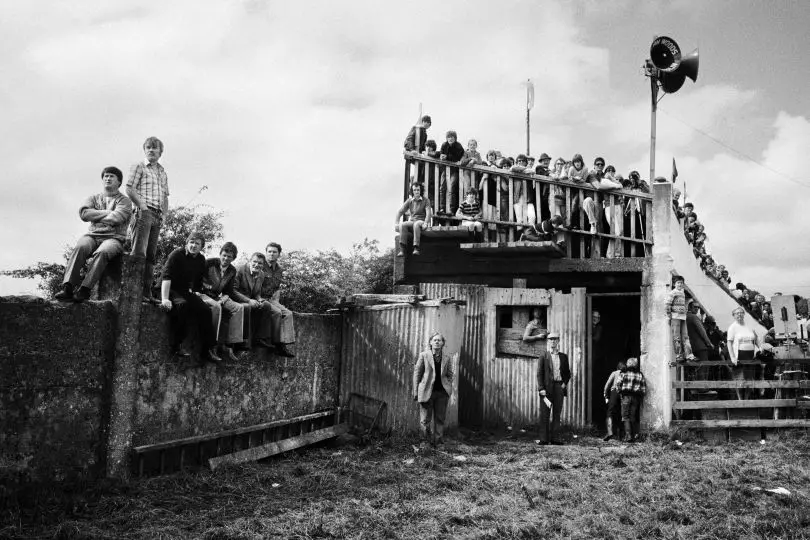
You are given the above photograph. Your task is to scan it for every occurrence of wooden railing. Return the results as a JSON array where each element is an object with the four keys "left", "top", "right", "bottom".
[
  {"left": 403, "top": 153, "right": 653, "bottom": 259},
  {"left": 671, "top": 358, "right": 810, "bottom": 436}
]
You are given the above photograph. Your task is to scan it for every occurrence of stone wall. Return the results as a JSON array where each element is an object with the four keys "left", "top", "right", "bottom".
[
  {"left": 133, "top": 310, "right": 341, "bottom": 445},
  {"left": 0, "top": 299, "right": 116, "bottom": 482},
  {"left": 0, "top": 296, "right": 341, "bottom": 483}
]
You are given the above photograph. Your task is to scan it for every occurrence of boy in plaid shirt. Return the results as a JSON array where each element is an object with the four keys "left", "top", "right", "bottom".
[{"left": 618, "top": 356, "right": 646, "bottom": 442}]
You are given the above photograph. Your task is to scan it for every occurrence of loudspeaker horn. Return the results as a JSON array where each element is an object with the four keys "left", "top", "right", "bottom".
[
  {"left": 678, "top": 48, "right": 699, "bottom": 82},
  {"left": 658, "top": 72, "right": 686, "bottom": 94},
  {"left": 650, "top": 36, "right": 682, "bottom": 72}
]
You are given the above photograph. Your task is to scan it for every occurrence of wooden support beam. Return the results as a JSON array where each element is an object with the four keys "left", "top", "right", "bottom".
[
  {"left": 351, "top": 293, "right": 426, "bottom": 305},
  {"left": 208, "top": 424, "right": 349, "bottom": 471},
  {"left": 133, "top": 410, "right": 335, "bottom": 454},
  {"left": 673, "top": 381, "right": 810, "bottom": 389},
  {"left": 673, "top": 399, "right": 797, "bottom": 410},
  {"left": 672, "top": 419, "right": 810, "bottom": 429},
  {"left": 460, "top": 241, "right": 565, "bottom": 257}
]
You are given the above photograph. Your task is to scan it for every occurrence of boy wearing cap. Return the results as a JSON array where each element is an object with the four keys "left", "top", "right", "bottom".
[
  {"left": 536, "top": 332, "right": 571, "bottom": 445},
  {"left": 55, "top": 167, "right": 133, "bottom": 303}
]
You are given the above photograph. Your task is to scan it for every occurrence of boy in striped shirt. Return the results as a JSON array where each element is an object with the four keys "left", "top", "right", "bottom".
[{"left": 456, "top": 188, "right": 483, "bottom": 235}]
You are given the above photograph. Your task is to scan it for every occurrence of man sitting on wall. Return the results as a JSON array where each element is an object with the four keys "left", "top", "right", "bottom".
[
  {"left": 159, "top": 232, "right": 221, "bottom": 363},
  {"left": 201, "top": 241, "right": 251, "bottom": 361},
  {"left": 55, "top": 166, "right": 133, "bottom": 303},
  {"left": 234, "top": 252, "right": 277, "bottom": 350},
  {"left": 261, "top": 242, "right": 296, "bottom": 357}
]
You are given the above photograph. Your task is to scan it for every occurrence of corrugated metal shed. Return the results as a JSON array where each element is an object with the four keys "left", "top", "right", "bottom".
[
  {"left": 420, "top": 284, "right": 588, "bottom": 429},
  {"left": 340, "top": 301, "right": 465, "bottom": 434}
]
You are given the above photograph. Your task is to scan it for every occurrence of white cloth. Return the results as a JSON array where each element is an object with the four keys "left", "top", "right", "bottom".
[{"left": 726, "top": 321, "right": 758, "bottom": 362}]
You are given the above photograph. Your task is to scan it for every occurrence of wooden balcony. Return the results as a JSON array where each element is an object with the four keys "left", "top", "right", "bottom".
[
  {"left": 396, "top": 154, "right": 654, "bottom": 288},
  {"left": 401, "top": 153, "right": 654, "bottom": 260}
]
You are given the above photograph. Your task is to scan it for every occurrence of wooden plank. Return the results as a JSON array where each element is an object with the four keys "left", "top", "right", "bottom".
[
  {"left": 134, "top": 410, "right": 336, "bottom": 453},
  {"left": 674, "top": 399, "right": 797, "bottom": 410},
  {"left": 351, "top": 293, "right": 425, "bottom": 305},
  {"left": 672, "top": 419, "right": 810, "bottom": 429},
  {"left": 403, "top": 154, "right": 653, "bottom": 201},
  {"left": 459, "top": 241, "right": 564, "bottom": 257},
  {"left": 208, "top": 424, "right": 349, "bottom": 471},
  {"left": 676, "top": 360, "right": 762, "bottom": 367},
  {"left": 422, "top": 226, "right": 473, "bottom": 238},
  {"left": 496, "top": 327, "right": 545, "bottom": 357},
  {"left": 673, "top": 381, "right": 810, "bottom": 389}
]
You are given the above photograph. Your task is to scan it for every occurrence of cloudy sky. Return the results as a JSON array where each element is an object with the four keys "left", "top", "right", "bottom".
[{"left": 2, "top": 0, "right": 809, "bottom": 297}]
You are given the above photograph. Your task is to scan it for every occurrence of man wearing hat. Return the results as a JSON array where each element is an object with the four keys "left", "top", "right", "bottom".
[
  {"left": 535, "top": 153, "right": 552, "bottom": 176},
  {"left": 536, "top": 332, "right": 571, "bottom": 445}
]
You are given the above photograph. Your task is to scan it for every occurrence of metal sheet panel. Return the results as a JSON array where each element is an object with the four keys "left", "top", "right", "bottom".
[
  {"left": 340, "top": 302, "right": 465, "bottom": 434},
  {"left": 420, "top": 283, "right": 488, "bottom": 427}
]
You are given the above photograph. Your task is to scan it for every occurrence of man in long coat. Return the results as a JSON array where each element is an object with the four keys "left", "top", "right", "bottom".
[{"left": 536, "top": 332, "right": 571, "bottom": 445}]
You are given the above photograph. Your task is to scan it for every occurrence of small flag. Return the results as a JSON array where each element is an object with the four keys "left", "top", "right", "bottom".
[
  {"left": 524, "top": 79, "right": 535, "bottom": 110},
  {"left": 672, "top": 158, "right": 678, "bottom": 183}
]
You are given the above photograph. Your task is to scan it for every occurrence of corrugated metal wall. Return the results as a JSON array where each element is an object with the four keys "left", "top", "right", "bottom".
[
  {"left": 419, "top": 284, "right": 587, "bottom": 429},
  {"left": 340, "top": 302, "right": 465, "bottom": 434}
]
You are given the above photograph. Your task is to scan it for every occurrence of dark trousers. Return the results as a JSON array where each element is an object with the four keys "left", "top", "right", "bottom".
[
  {"left": 439, "top": 167, "right": 459, "bottom": 215},
  {"left": 539, "top": 381, "right": 565, "bottom": 443},
  {"left": 169, "top": 292, "right": 215, "bottom": 352},
  {"left": 419, "top": 389, "right": 449, "bottom": 443}
]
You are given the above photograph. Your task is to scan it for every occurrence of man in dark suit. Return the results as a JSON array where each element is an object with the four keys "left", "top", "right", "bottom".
[
  {"left": 233, "top": 252, "right": 276, "bottom": 349},
  {"left": 201, "top": 242, "right": 251, "bottom": 360},
  {"left": 536, "top": 332, "right": 571, "bottom": 445}
]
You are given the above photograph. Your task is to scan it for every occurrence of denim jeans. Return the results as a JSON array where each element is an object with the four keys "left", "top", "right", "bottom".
[{"left": 130, "top": 208, "right": 162, "bottom": 297}]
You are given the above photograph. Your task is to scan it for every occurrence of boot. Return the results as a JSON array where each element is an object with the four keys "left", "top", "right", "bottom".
[
  {"left": 54, "top": 283, "right": 74, "bottom": 302},
  {"left": 623, "top": 421, "right": 633, "bottom": 443},
  {"left": 603, "top": 418, "right": 614, "bottom": 441},
  {"left": 631, "top": 422, "right": 640, "bottom": 442},
  {"left": 73, "top": 286, "right": 91, "bottom": 303}
]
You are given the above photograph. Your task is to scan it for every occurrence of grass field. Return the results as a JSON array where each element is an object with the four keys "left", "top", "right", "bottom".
[{"left": 2, "top": 430, "right": 809, "bottom": 539}]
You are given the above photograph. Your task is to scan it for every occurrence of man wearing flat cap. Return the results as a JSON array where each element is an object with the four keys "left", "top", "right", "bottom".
[{"left": 536, "top": 332, "right": 571, "bottom": 445}]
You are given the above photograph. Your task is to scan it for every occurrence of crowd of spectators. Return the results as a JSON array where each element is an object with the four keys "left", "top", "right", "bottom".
[
  {"left": 402, "top": 115, "right": 653, "bottom": 254},
  {"left": 674, "top": 194, "right": 774, "bottom": 330}
]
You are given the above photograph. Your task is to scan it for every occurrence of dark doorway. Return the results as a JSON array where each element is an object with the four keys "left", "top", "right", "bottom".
[{"left": 590, "top": 295, "right": 641, "bottom": 427}]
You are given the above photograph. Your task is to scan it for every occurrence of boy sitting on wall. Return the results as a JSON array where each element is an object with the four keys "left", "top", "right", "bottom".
[{"left": 456, "top": 188, "right": 483, "bottom": 237}]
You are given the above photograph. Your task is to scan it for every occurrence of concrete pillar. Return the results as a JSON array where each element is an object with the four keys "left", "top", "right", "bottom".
[
  {"left": 106, "top": 255, "right": 146, "bottom": 479},
  {"left": 640, "top": 182, "right": 675, "bottom": 430}
]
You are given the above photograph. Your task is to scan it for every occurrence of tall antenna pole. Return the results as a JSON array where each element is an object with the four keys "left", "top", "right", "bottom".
[
  {"left": 526, "top": 82, "right": 531, "bottom": 155},
  {"left": 649, "top": 74, "right": 658, "bottom": 183}
]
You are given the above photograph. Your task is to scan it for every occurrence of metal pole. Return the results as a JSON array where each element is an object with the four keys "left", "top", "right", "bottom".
[
  {"left": 649, "top": 75, "right": 658, "bottom": 183},
  {"left": 526, "top": 107, "right": 530, "bottom": 156}
]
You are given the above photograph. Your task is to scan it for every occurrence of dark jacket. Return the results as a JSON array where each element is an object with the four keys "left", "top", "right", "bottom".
[
  {"left": 161, "top": 247, "right": 205, "bottom": 296},
  {"left": 261, "top": 261, "right": 284, "bottom": 299},
  {"left": 686, "top": 312, "right": 712, "bottom": 352},
  {"left": 233, "top": 264, "right": 265, "bottom": 301},
  {"left": 536, "top": 351, "right": 571, "bottom": 393},
  {"left": 439, "top": 141, "right": 465, "bottom": 163},
  {"left": 202, "top": 258, "right": 249, "bottom": 303},
  {"left": 404, "top": 125, "right": 428, "bottom": 152}
]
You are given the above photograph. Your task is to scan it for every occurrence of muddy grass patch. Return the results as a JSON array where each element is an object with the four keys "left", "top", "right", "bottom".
[{"left": 2, "top": 434, "right": 809, "bottom": 539}]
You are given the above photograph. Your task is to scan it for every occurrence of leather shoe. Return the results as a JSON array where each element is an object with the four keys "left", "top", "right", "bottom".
[
  {"left": 55, "top": 284, "right": 74, "bottom": 301},
  {"left": 73, "top": 286, "right": 91, "bottom": 303},
  {"left": 207, "top": 347, "right": 223, "bottom": 363},
  {"left": 222, "top": 346, "right": 240, "bottom": 362},
  {"left": 275, "top": 344, "right": 296, "bottom": 358},
  {"left": 173, "top": 346, "right": 191, "bottom": 358}
]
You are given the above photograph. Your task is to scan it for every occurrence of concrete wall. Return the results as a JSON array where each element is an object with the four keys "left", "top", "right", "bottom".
[
  {"left": 133, "top": 310, "right": 341, "bottom": 445},
  {"left": 0, "top": 295, "right": 341, "bottom": 482},
  {"left": 0, "top": 299, "right": 115, "bottom": 482}
]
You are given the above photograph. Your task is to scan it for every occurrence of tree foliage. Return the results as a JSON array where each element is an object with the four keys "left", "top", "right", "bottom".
[
  {"left": 2, "top": 205, "right": 224, "bottom": 298},
  {"left": 146, "top": 205, "right": 225, "bottom": 286},
  {"left": 3, "top": 204, "right": 392, "bottom": 309},
  {"left": 279, "top": 239, "right": 394, "bottom": 313}
]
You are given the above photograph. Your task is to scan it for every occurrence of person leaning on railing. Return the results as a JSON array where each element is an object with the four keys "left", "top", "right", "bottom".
[
  {"left": 438, "top": 130, "right": 465, "bottom": 216},
  {"left": 566, "top": 154, "right": 589, "bottom": 229},
  {"left": 510, "top": 154, "right": 537, "bottom": 227},
  {"left": 396, "top": 182, "right": 433, "bottom": 257}
]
